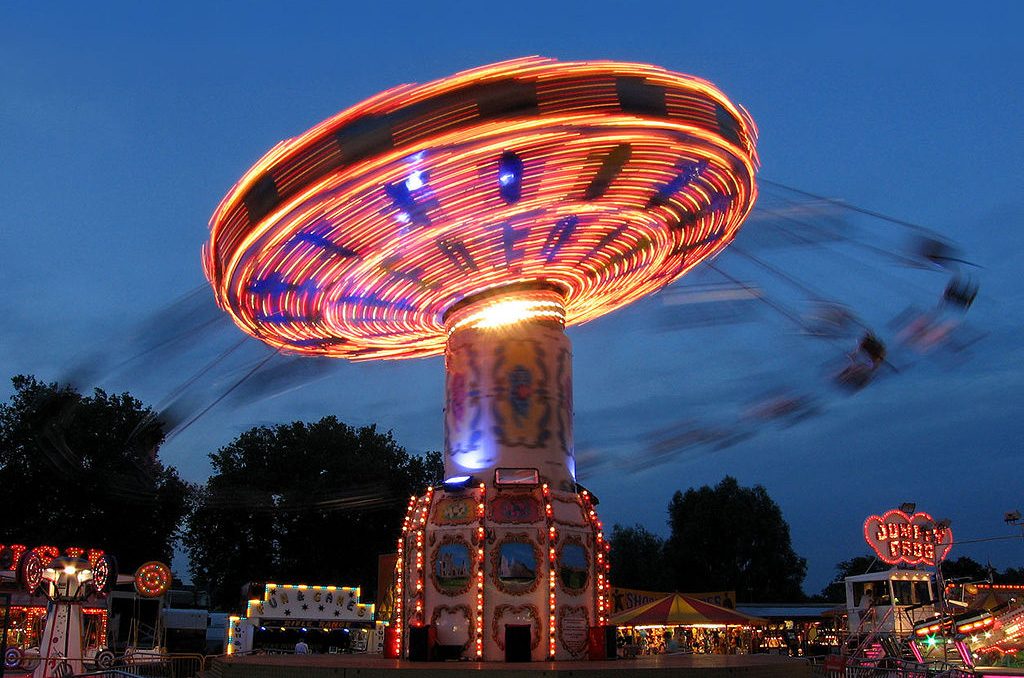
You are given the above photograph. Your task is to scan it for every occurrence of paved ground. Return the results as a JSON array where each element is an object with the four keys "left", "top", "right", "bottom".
[{"left": 210, "top": 652, "right": 813, "bottom": 678}]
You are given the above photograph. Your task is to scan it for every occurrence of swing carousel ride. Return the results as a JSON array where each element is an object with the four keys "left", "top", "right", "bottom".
[
  {"left": 34, "top": 57, "right": 983, "bottom": 662},
  {"left": 195, "top": 57, "right": 978, "bottom": 660}
]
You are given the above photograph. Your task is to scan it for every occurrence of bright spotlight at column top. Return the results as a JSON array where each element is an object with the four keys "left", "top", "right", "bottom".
[
  {"left": 466, "top": 298, "right": 562, "bottom": 330},
  {"left": 444, "top": 286, "right": 566, "bottom": 333},
  {"left": 204, "top": 56, "right": 759, "bottom": 360}
]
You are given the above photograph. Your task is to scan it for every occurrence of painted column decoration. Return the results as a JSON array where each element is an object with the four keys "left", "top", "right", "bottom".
[{"left": 443, "top": 288, "right": 575, "bottom": 491}]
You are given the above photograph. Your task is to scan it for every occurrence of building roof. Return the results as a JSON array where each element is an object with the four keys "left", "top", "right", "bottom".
[
  {"left": 611, "top": 593, "right": 766, "bottom": 627},
  {"left": 736, "top": 604, "right": 838, "bottom": 620}
]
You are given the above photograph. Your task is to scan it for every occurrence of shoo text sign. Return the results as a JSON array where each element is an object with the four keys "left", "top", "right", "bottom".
[{"left": 863, "top": 510, "right": 953, "bottom": 565}]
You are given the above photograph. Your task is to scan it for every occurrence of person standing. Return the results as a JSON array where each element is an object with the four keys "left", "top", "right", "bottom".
[{"left": 295, "top": 637, "right": 310, "bottom": 654}]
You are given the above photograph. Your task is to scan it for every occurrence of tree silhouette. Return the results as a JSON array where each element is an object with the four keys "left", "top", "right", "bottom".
[
  {"left": 609, "top": 524, "right": 669, "bottom": 591},
  {"left": 0, "top": 375, "right": 188, "bottom": 569},
  {"left": 183, "top": 417, "right": 442, "bottom": 609},
  {"left": 816, "top": 555, "right": 889, "bottom": 602},
  {"left": 942, "top": 555, "right": 994, "bottom": 583},
  {"left": 664, "top": 476, "right": 807, "bottom": 602}
]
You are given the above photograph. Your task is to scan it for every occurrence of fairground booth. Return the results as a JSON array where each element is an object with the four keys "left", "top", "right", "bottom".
[
  {"left": 735, "top": 604, "right": 842, "bottom": 656},
  {"left": 226, "top": 583, "right": 379, "bottom": 655},
  {"left": 610, "top": 592, "right": 766, "bottom": 656}
]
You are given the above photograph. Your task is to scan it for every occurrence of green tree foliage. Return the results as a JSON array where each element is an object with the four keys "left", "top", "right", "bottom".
[
  {"left": 664, "top": 476, "right": 807, "bottom": 602},
  {"left": 183, "top": 417, "right": 442, "bottom": 610},
  {"left": 816, "top": 555, "right": 890, "bottom": 602},
  {"left": 0, "top": 375, "right": 188, "bottom": 569},
  {"left": 609, "top": 524, "right": 669, "bottom": 591}
]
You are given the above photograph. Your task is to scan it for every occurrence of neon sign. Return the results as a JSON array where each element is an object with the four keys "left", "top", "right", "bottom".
[{"left": 863, "top": 510, "right": 953, "bottom": 565}]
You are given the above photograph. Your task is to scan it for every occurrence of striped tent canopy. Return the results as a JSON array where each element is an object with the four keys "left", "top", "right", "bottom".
[{"left": 610, "top": 593, "right": 767, "bottom": 627}]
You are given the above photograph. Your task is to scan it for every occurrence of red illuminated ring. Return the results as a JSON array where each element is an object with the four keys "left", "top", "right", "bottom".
[
  {"left": 19, "top": 548, "right": 50, "bottom": 593},
  {"left": 134, "top": 561, "right": 172, "bottom": 598},
  {"left": 91, "top": 554, "right": 112, "bottom": 592},
  {"left": 206, "top": 57, "right": 759, "bottom": 360}
]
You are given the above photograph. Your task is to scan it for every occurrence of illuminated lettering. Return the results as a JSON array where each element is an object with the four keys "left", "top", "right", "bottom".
[{"left": 865, "top": 510, "right": 954, "bottom": 566}]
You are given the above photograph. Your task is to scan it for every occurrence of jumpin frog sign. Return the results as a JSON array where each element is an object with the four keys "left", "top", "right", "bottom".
[{"left": 863, "top": 509, "right": 953, "bottom": 566}]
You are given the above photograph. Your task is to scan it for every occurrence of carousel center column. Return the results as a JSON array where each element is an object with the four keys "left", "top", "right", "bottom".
[{"left": 397, "top": 285, "right": 609, "bottom": 662}]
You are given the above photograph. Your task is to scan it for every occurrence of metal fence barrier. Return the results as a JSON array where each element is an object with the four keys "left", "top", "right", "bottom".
[{"left": 2, "top": 653, "right": 206, "bottom": 678}]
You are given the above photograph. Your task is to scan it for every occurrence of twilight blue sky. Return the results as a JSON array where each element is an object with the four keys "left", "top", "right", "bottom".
[{"left": 1, "top": 2, "right": 1021, "bottom": 593}]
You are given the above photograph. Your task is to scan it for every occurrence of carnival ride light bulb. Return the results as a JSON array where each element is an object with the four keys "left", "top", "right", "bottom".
[
  {"left": 405, "top": 170, "right": 426, "bottom": 191},
  {"left": 63, "top": 565, "right": 77, "bottom": 575}
]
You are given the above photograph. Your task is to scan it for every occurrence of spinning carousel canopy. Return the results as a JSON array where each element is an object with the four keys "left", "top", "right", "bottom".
[{"left": 206, "top": 57, "right": 759, "bottom": 360}]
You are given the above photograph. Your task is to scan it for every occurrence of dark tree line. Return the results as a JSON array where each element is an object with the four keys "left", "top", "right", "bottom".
[
  {"left": 0, "top": 375, "right": 441, "bottom": 608},
  {"left": 4, "top": 375, "right": 1020, "bottom": 610},
  {"left": 611, "top": 476, "right": 1024, "bottom": 604},
  {"left": 183, "top": 418, "right": 442, "bottom": 609},
  {"left": 610, "top": 476, "right": 807, "bottom": 603},
  {"left": 0, "top": 375, "right": 188, "bottom": 570}
]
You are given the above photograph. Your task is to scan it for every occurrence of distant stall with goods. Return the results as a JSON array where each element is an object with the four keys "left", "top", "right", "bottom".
[
  {"left": 227, "top": 583, "right": 378, "bottom": 655},
  {"left": 734, "top": 604, "right": 841, "bottom": 656},
  {"left": 610, "top": 593, "right": 766, "bottom": 656}
]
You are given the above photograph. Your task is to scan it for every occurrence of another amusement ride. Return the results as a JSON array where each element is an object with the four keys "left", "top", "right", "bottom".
[
  {"left": 821, "top": 506, "right": 1024, "bottom": 677},
  {"left": 1, "top": 544, "right": 174, "bottom": 677}
]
